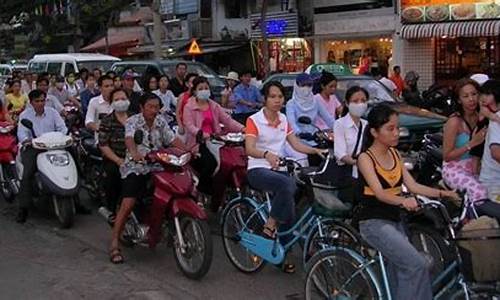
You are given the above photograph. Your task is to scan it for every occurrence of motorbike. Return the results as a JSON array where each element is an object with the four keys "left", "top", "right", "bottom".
[
  {"left": 99, "top": 131, "right": 213, "bottom": 280},
  {"left": 0, "top": 121, "right": 19, "bottom": 203},
  {"left": 63, "top": 101, "right": 83, "bottom": 135},
  {"left": 414, "top": 133, "right": 443, "bottom": 187},
  {"left": 18, "top": 119, "right": 79, "bottom": 228},
  {"left": 202, "top": 132, "right": 248, "bottom": 212},
  {"left": 421, "top": 84, "right": 454, "bottom": 117}
]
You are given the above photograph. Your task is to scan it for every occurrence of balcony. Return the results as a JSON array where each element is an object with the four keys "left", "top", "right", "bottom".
[{"left": 189, "top": 18, "right": 212, "bottom": 39}]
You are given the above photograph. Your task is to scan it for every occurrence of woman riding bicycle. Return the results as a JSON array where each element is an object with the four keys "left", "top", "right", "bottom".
[
  {"left": 109, "top": 93, "right": 186, "bottom": 264},
  {"left": 443, "top": 78, "right": 500, "bottom": 222},
  {"left": 183, "top": 76, "right": 244, "bottom": 202},
  {"left": 245, "top": 81, "right": 325, "bottom": 273},
  {"left": 356, "top": 104, "right": 458, "bottom": 300},
  {"left": 285, "top": 73, "right": 335, "bottom": 166}
]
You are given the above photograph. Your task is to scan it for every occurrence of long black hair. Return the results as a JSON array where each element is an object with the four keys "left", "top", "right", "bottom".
[
  {"left": 480, "top": 79, "right": 500, "bottom": 104},
  {"left": 361, "top": 104, "right": 398, "bottom": 152}
]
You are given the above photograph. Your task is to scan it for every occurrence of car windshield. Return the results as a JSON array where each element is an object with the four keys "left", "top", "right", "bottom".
[
  {"left": 77, "top": 61, "right": 117, "bottom": 72},
  {"left": 161, "top": 63, "right": 224, "bottom": 87},
  {"left": 0, "top": 67, "right": 12, "bottom": 76},
  {"left": 336, "top": 78, "right": 396, "bottom": 104}
]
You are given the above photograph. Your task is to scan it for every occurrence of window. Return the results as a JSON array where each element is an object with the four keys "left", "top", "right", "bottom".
[
  {"left": 64, "top": 63, "right": 75, "bottom": 76},
  {"left": 28, "top": 62, "right": 47, "bottom": 73},
  {"left": 47, "top": 62, "right": 62, "bottom": 75},
  {"left": 225, "top": 0, "right": 247, "bottom": 18},
  {"left": 200, "top": 0, "right": 212, "bottom": 18}
]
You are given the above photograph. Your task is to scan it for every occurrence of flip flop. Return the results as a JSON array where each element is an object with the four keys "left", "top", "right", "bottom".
[
  {"left": 109, "top": 248, "right": 124, "bottom": 264},
  {"left": 262, "top": 225, "right": 277, "bottom": 240}
]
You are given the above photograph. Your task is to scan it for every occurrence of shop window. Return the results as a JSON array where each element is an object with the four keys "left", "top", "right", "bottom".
[
  {"left": 225, "top": 0, "right": 247, "bottom": 18},
  {"left": 435, "top": 37, "right": 500, "bottom": 82}
]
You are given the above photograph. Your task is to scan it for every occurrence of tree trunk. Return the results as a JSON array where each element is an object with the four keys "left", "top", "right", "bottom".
[
  {"left": 260, "top": 0, "right": 269, "bottom": 78},
  {"left": 152, "top": 0, "right": 163, "bottom": 60}
]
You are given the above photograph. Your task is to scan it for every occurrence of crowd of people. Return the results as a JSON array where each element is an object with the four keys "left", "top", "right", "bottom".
[{"left": 1, "top": 62, "right": 499, "bottom": 296}]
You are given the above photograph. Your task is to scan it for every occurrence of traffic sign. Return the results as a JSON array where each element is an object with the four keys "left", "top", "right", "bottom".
[{"left": 188, "top": 39, "right": 202, "bottom": 55}]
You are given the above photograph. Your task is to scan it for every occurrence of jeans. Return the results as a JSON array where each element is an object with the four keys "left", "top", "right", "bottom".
[
  {"left": 247, "top": 168, "right": 297, "bottom": 224},
  {"left": 359, "top": 219, "right": 432, "bottom": 300}
]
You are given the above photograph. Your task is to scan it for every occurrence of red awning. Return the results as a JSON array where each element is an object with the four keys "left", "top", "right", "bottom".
[{"left": 81, "top": 32, "right": 142, "bottom": 52}]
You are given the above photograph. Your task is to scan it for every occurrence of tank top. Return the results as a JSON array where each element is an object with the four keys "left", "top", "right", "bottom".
[
  {"left": 356, "top": 147, "right": 404, "bottom": 222},
  {"left": 455, "top": 132, "right": 471, "bottom": 160}
]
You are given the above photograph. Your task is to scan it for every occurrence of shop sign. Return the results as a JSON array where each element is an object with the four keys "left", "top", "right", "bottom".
[
  {"left": 401, "top": 0, "right": 500, "bottom": 24},
  {"left": 250, "top": 11, "right": 299, "bottom": 39},
  {"left": 306, "top": 63, "right": 353, "bottom": 76}
]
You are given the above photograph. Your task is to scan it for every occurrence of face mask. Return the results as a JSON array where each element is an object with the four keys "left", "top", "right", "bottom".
[
  {"left": 112, "top": 100, "right": 130, "bottom": 112},
  {"left": 196, "top": 89, "right": 211, "bottom": 101},
  {"left": 348, "top": 102, "right": 368, "bottom": 117},
  {"left": 296, "top": 86, "right": 312, "bottom": 98}
]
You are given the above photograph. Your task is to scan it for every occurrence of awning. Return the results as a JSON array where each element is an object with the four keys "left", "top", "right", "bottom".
[
  {"left": 401, "top": 20, "right": 500, "bottom": 39},
  {"left": 81, "top": 32, "right": 142, "bottom": 51},
  {"left": 172, "top": 44, "right": 246, "bottom": 57}
]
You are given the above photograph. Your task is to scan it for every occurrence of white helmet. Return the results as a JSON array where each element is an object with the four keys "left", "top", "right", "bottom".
[{"left": 470, "top": 74, "right": 490, "bottom": 86}]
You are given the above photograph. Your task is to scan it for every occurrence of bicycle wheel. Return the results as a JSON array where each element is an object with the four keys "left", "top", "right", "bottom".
[
  {"left": 221, "top": 198, "right": 267, "bottom": 273},
  {"left": 449, "top": 283, "right": 500, "bottom": 300},
  {"left": 408, "top": 224, "right": 455, "bottom": 281},
  {"left": 305, "top": 249, "right": 380, "bottom": 300},
  {"left": 303, "top": 219, "right": 362, "bottom": 263}
]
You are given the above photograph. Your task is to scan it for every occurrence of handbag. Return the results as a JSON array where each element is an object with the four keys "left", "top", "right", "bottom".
[{"left": 325, "top": 122, "right": 364, "bottom": 187}]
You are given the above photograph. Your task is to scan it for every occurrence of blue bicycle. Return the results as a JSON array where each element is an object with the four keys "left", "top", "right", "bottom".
[
  {"left": 221, "top": 155, "right": 361, "bottom": 273},
  {"left": 304, "top": 195, "right": 500, "bottom": 300}
]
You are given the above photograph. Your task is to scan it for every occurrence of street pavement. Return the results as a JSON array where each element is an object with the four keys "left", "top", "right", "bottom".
[{"left": 0, "top": 193, "right": 305, "bottom": 300}]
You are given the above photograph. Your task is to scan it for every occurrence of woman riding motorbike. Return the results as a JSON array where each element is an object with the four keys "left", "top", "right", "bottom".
[
  {"left": 182, "top": 76, "right": 244, "bottom": 200},
  {"left": 314, "top": 71, "right": 342, "bottom": 129},
  {"left": 442, "top": 78, "right": 500, "bottom": 223},
  {"left": 98, "top": 88, "right": 130, "bottom": 223},
  {"left": 356, "top": 104, "right": 459, "bottom": 300},
  {"left": 285, "top": 73, "right": 334, "bottom": 166},
  {"left": 245, "top": 81, "right": 325, "bottom": 273},
  {"left": 109, "top": 93, "right": 186, "bottom": 264}
]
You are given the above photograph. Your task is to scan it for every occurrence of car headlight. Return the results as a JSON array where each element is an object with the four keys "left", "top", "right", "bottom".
[
  {"left": 399, "top": 127, "right": 410, "bottom": 138},
  {"left": 46, "top": 153, "right": 70, "bottom": 166}
]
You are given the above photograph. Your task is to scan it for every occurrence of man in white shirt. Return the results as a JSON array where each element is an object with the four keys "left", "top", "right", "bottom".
[
  {"left": 85, "top": 75, "right": 114, "bottom": 132},
  {"left": 373, "top": 69, "right": 398, "bottom": 98},
  {"left": 480, "top": 110, "right": 500, "bottom": 202}
]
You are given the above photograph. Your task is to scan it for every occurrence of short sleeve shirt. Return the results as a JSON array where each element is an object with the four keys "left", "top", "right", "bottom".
[
  {"left": 120, "top": 113, "right": 175, "bottom": 178},
  {"left": 314, "top": 93, "right": 341, "bottom": 130},
  {"left": 98, "top": 113, "right": 127, "bottom": 159},
  {"left": 480, "top": 112, "right": 500, "bottom": 189}
]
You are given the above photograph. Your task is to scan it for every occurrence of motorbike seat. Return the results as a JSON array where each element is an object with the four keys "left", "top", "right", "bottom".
[
  {"left": 82, "top": 138, "right": 102, "bottom": 157},
  {"left": 427, "top": 133, "right": 443, "bottom": 145}
]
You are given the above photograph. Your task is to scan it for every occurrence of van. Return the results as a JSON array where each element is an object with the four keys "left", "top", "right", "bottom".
[{"left": 28, "top": 53, "right": 121, "bottom": 76}]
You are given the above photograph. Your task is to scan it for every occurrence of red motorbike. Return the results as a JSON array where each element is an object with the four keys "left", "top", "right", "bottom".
[
  {"left": 0, "top": 121, "right": 19, "bottom": 203},
  {"left": 203, "top": 132, "right": 248, "bottom": 212},
  {"left": 100, "top": 139, "right": 213, "bottom": 280}
]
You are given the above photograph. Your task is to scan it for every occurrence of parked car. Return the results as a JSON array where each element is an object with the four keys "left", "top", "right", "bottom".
[
  {"left": 28, "top": 53, "right": 121, "bottom": 76},
  {"left": 262, "top": 73, "right": 447, "bottom": 152},
  {"left": 110, "top": 60, "right": 226, "bottom": 100},
  {"left": 0, "top": 64, "right": 13, "bottom": 89}
]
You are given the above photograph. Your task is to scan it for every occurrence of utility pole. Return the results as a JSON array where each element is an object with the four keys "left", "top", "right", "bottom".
[
  {"left": 152, "top": 0, "right": 163, "bottom": 60},
  {"left": 260, "top": 0, "right": 270, "bottom": 77}
]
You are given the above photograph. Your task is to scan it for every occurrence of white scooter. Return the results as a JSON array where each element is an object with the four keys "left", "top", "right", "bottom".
[{"left": 18, "top": 119, "right": 79, "bottom": 228}]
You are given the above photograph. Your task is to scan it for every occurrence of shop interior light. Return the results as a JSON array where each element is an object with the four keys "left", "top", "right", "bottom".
[
  {"left": 343, "top": 40, "right": 347, "bottom": 44},
  {"left": 441, "top": 35, "right": 448, "bottom": 39}
]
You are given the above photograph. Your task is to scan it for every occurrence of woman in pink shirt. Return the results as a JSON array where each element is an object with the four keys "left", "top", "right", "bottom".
[
  {"left": 183, "top": 76, "right": 244, "bottom": 194},
  {"left": 314, "top": 72, "right": 343, "bottom": 130}
]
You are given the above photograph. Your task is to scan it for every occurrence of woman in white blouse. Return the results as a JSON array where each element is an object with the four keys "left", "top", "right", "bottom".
[{"left": 334, "top": 86, "right": 369, "bottom": 179}]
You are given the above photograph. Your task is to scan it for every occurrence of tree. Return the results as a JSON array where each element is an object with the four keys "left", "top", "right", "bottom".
[{"left": 260, "top": 0, "right": 269, "bottom": 78}]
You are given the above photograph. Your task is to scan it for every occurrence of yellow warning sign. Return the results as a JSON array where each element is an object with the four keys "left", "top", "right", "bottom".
[{"left": 188, "top": 39, "right": 202, "bottom": 55}]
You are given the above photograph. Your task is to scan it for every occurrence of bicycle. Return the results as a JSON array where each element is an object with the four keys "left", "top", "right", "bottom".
[
  {"left": 220, "top": 154, "right": 361, "bottom": 273},
  {"left": 304, "top": 195, "right": 500, "bottom": 300}
]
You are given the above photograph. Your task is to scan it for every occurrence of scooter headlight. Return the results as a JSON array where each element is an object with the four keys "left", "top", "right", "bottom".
[{"left": 46, "top": 153, "right": 70, "bottom": 166}]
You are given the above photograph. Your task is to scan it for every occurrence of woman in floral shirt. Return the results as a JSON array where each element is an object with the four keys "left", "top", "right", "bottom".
[{"left": 109, "top": 93, "right": 186, "bottom": 264}]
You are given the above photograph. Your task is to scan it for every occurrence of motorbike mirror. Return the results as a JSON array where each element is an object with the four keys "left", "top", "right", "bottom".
[
  {"left": 20, "top": 119, "right": 33, "bottom": 130},
  {"left": 133, "top": 130, "right": 144, "bottom": 145},
  {"left": 298, "top": 116, "right": 312, "bottom": 125}
]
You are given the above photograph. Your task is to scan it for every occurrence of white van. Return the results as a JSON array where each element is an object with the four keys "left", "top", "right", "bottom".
[{"left": 28, "top": 53, "right": 121, "bottom": 76}]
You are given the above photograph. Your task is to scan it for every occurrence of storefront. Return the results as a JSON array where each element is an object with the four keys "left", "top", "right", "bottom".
[
  {"left": 399, "top": 1, "right": 500, "bottom": 87},
  {"left": 250, "top": 11, "right": 312, "bottom": 77},
  {"left": 313, "top": 7, "right": 396, "bottom": 75}
]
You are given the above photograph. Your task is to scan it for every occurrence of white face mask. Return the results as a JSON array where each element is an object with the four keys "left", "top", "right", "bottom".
[
  {"left": 112, "top": 100, "right": 130, "bottom": 112},
  {"left": 348, "top": 102, "right": 368, "bottom": 117},
  {"left": 196, "top": 89, "right": 211, "bottom": 101},
  {"left": 296, "top": 86, "right": 313, "bottom": 99}
]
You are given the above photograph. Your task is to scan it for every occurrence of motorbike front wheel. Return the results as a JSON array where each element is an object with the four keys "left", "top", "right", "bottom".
[
  {"left": 54, "top": 196, "right": 75, "bottom": 229},
  {"left": 173, "top": 215, "right": 213, "bottom": 280}
]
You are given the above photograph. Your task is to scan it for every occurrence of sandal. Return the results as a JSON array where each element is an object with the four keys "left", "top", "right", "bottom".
[
  {"left": 109, "top": 248, "right": 124, "bottom": 264},
  {"left": 278, "top": 262, "right": 296, "bottom": 274},
  {"left": 262, "top": 225, "right": 277, "bottom": 240}
]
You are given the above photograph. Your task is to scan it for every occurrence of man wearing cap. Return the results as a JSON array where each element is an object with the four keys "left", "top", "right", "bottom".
[
  {"left": 221, "top": 71, "right": 239, "bottom": 109},
  {"left": 121, "top": 70, "right": 142, "bottom": 115},
  {"left": 232, "top": 70, "right": 263, "bottom": 123}
]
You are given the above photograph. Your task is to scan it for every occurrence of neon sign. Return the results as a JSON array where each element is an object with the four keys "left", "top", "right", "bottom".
[{"left": 266, "top": 19, "right": 288, "bottom": 35}]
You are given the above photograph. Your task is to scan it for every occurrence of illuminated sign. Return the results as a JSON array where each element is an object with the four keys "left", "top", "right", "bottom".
[
  {"left": 266, "top": 20, "right": 288, "bottom": 35},
  {"left": 401, "top": 0, "right": 500, "bottom": 23}
]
